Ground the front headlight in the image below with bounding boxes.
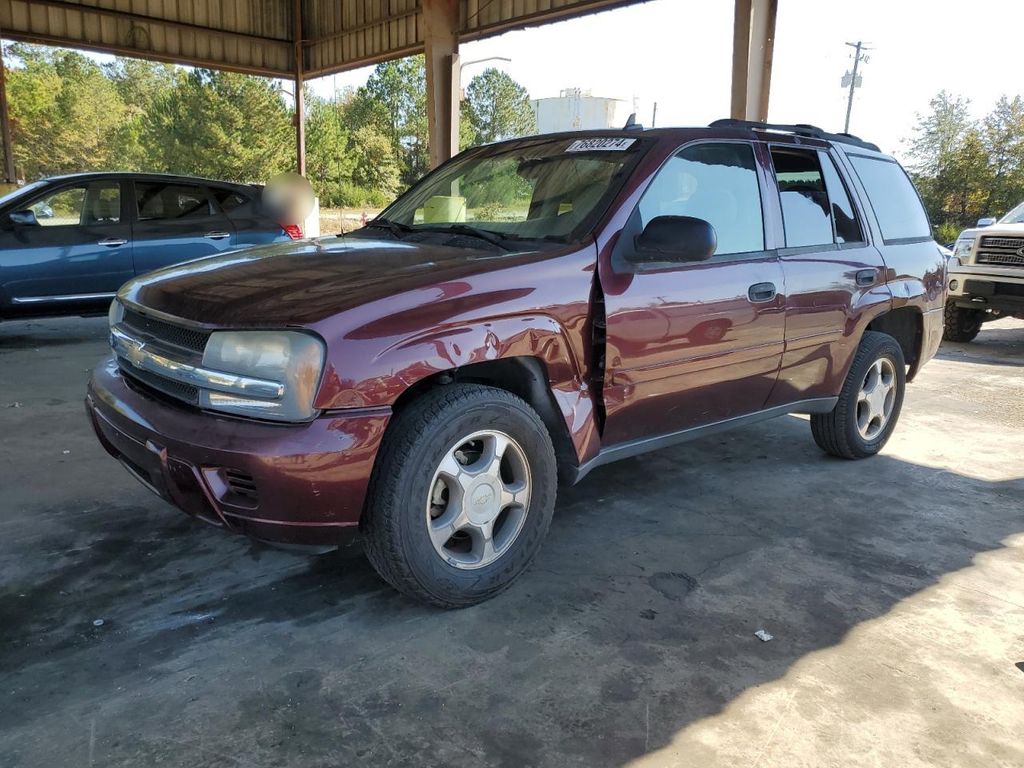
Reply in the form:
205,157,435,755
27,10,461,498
952,236,975,261
199,331,325,422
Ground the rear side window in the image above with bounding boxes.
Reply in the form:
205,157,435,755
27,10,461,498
136,182,212,221
848,156,931,241
638,142,764,256
817,152,863,244
212,188,251,215
769,148,832,247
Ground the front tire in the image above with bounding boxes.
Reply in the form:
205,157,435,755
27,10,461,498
362,384,557,608
943,300,983,343
811,331,906,459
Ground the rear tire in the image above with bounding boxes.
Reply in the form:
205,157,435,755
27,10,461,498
362,384,557,608
811,331,906,459
942,300,983,343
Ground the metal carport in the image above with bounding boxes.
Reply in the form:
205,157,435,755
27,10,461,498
0,0,777,183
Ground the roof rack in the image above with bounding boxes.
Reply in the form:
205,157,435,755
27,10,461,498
708,119,880,152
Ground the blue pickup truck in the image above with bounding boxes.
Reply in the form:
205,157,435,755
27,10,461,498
0,172,300,320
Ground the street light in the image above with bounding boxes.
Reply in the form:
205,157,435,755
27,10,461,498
450,54,512,158
457,55,512,100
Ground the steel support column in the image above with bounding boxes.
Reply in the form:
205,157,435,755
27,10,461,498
293,0,306,176
423,0,459,168
0,33,15,183
731,0,777,122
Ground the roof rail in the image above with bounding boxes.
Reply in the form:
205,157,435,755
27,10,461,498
708,118,880,152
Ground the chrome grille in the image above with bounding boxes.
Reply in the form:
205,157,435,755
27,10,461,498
977,235,1024,267
122,308,210,353
121,365,200,405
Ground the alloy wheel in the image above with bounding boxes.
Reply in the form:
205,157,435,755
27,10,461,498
425,430,531,569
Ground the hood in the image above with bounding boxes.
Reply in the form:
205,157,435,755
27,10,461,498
119,236,561,327
960,222,1024,239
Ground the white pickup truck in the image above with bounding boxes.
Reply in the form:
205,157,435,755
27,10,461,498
945,200,1024,342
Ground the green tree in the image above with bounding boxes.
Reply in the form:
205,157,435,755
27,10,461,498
348,56,428,186
105,57,177,170
144,69,292,182
907,91,991,231
305,92,357,206
5,44,127,178
463,68,535,146
981,95,1024,217
349,125,401,205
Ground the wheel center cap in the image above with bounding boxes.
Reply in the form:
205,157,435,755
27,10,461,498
466,479,499,524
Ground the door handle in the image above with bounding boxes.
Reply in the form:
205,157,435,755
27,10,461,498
205,231,230,240
98,238,127,247
747,282,777,303
855,269,877,286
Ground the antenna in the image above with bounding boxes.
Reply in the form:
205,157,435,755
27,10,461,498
623,113,643,131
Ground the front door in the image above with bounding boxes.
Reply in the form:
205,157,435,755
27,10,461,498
0,179,132,308
601,141,786,446
131,180,236,275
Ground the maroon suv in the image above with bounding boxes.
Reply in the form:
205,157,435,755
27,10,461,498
87,120,946,607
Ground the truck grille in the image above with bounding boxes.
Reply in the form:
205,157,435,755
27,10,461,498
115,308,208,407
122,308,211,353
121,364,201,406
977,235,1024,266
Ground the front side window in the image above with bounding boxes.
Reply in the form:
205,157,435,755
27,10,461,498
30,182,120,227
136,182,212,221
380,136,647,243
637,142,764,256
849,155,931,241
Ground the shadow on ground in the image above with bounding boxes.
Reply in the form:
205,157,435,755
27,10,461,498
2,421,1021,767
0,317,1021,767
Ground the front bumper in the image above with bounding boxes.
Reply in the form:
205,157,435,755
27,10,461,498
949,266,1024,313
86,357,390,547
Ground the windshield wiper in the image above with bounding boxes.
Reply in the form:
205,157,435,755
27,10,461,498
415,223,514,251
364,218,415,239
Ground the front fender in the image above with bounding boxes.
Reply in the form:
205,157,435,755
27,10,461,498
315,315,601,466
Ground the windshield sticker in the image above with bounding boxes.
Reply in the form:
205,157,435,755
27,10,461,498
565,137,636,152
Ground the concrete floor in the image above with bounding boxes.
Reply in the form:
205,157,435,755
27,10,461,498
1,315,1022,768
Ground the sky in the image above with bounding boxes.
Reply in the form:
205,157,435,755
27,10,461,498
310,0,1024,162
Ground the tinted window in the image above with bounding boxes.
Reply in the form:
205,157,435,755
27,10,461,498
638,143,764,255
770,148,833,247
818,152,863,244
136,182,212,221
31,182,120,227
212,188,250,214
849,156,931,241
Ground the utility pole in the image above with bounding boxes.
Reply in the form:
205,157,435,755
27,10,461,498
842,41,871,133
0,33,16,184
651,102,658,128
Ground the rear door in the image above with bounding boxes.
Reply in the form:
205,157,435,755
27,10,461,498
130,180,236,275
600,140,786,445
0,178,132,308
210,185,286,247
763,144,888,406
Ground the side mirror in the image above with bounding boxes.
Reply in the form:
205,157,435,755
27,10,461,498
9,209,39,227
632,215,717,263
976,217,996,228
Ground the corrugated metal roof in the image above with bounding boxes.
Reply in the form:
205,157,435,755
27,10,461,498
0,0,651,78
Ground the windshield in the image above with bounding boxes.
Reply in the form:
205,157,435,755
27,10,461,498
0,180,46,209
999,200,1024,224
379,136,647,243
